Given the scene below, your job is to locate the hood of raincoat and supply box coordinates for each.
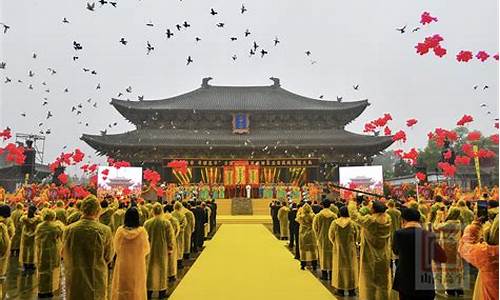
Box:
[117,226,146,240]
[335,217,351,228]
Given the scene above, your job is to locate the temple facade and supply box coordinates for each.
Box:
[82,77,394,184]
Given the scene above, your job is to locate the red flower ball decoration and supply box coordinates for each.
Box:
[167,160,189,174]
[477,149,496,159]
[420,12,438,25]
[384,126,392,136]
[454,156,471,165]
[456,50,473,62]
[392,130,407,143]
[443,150,452,160]
[456,114,474,126]
[462,143,475,157]
[416,172,426,182]
[494,53,499,61]
[406,118,418,127]
[101,169,110,176]
[144,169,161,186]
[57,173,68,185]
[437,162,456,177]
[490,134,499,144]
[72,148,85,164]
[433,46,447,57]
[476,51,490,62]
[467,131,482,142]
[402,148,419,165]
[0,127,12,141]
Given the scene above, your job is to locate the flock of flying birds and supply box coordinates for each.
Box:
[0,1,333,153]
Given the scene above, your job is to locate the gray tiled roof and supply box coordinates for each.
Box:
[81,128,394,151]
[111,85,369,112]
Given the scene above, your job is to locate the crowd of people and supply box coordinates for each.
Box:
[270,188,499,300]
[0,189,218,299]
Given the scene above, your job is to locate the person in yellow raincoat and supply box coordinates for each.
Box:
[312,199,337,280]
[329,206,358,297]
[99,199,115,227]
[277,202,290,240]
[63,195,114,300]
[9,203,22,256]
[457,200,474,227]
[182,202,195,259]
[110,202,127,234]
[54,201,67,225]
[35,209,64,298]
[433,207,464,296]
[19,205,42,272]
[164,206,179,281]
[66,200,82,225]
[172,201,187,268]
[352,200,392,300]
[296,203,318,270]
[459,215,498,300]
[0,205,12,279]
[111,207,150,300]
[386,199,401,269]
[144,203,175,299]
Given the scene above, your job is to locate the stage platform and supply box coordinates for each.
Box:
[216,198,273,216]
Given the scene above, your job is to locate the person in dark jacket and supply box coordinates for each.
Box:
[392,208,447,300]
[191,202,208,253]
[288,203,299,257]
[270,201,280,236]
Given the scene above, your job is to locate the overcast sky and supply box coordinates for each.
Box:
[0,0,498,174]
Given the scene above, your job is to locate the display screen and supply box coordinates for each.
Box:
[97,166,143,197]
[339,165,384,195]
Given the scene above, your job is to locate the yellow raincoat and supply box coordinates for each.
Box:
[172,202,187,260]
[354,212,392,300]
[63,218,114,300]
[110,208,126,234]
[277,205,290,239]
[10,204,24,251]
[19,215,42,265]
[66,211,82,225]
[312,208,336,270]
[296,204,318,262]
[183,207,195,255]
[144,206,175,292]
[329,217,358,290]
[0,222,11,277]
[54,207,67,225]
[99,207,115,227]
[433,208,463,291]
[164,212,179,277]
[35,212,64,294]
[111,226,150,300]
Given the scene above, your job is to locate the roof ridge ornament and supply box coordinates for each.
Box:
[269,77,280,88]
[201,77,213,88]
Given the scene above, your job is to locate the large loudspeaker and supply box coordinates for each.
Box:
[22,148,36,175]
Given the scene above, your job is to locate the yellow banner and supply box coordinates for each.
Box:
[223,167,234,186]
[473,145,482,190]
[248,166,259,186]
[234,165,247,185]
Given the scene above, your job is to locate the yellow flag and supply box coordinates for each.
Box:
[473,145,482,190]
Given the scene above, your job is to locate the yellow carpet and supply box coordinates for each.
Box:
[170,224,334,300]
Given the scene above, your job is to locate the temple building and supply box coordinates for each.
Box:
[82,77,394,185]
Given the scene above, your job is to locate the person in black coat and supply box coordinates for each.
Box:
[191,201,208,253]
[311,200,322,214]
[288,203,300,259]
[270,201,280,236]
[208,200,217,236]
[392,208,447,300]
